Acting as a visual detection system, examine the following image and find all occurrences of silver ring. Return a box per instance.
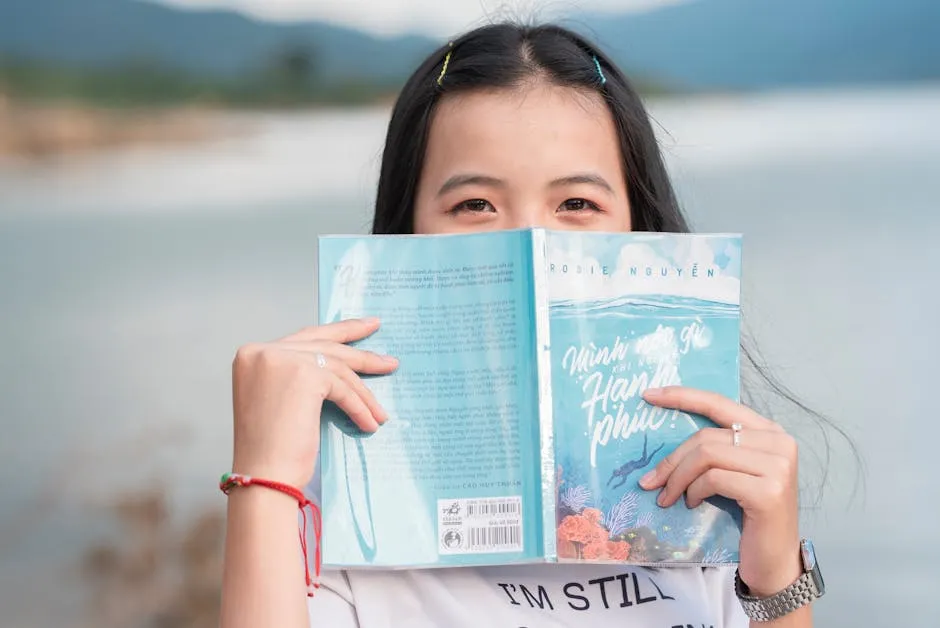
[316,353,328,369]
[731,423,742,447]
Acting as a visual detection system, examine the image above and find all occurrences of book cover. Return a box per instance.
[547,232,744,565]
[315,229,743,569]
[316,230,548,568]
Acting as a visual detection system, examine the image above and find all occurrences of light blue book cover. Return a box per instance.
[547,232,744,565]
[315,229,743,569]
[316,230,550,568]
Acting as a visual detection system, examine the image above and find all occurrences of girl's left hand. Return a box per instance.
[638,386,803,597]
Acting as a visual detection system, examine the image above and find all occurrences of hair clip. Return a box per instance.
[437,42,454,86]
[592,55,607,86]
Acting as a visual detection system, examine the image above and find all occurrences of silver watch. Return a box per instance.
[734,539,826,622]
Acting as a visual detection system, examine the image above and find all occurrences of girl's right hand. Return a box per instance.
[230,317,398,488]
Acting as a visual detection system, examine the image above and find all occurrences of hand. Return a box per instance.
[230,317,398,488]
[638,386,802,597]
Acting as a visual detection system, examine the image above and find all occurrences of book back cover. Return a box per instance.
[316,230,548,568]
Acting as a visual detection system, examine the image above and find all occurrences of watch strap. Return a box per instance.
[734,568,821,622]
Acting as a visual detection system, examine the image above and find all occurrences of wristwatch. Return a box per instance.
[734,539,826,622]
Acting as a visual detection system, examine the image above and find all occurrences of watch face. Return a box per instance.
[800,539,816,570]
[801,539,825,594]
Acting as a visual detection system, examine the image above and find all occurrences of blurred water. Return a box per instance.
[1,86,939,626]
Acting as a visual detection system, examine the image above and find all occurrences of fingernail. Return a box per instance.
[639,470,656,488]
[657,491,667,507]
[361,317,380,325]
[643,387,663,398]
[381,355,398,364]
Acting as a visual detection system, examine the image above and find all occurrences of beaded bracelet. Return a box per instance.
[220,472,321,596]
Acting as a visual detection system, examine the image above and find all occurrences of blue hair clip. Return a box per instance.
[592,55,607,86]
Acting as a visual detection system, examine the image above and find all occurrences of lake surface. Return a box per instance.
[1,86,939,626]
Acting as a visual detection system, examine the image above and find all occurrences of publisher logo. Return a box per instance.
[441,529,463,550]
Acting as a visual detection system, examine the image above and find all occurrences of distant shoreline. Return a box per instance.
[0,94,410,159]
[4,82,934,160]
[0,98,242,159]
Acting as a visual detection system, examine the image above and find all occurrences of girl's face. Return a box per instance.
[413,82,632,234]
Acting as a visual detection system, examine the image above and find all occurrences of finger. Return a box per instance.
[655,444,785,508]
[683,468,769,510]
[640,427,794,490]
[319,368,380,433]
[330,359,389,425]
[280,317,381,344]
[642,386,780,431]
[286,341,398,375]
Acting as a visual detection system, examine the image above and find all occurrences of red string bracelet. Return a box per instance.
[220,472,322,597]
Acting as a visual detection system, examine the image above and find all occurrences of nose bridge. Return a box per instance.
[506,200,549,229]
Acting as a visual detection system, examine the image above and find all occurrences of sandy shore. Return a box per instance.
[0,97,229,159]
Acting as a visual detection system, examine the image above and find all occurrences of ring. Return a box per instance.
[316,353,328,369]
[731,423,742,447]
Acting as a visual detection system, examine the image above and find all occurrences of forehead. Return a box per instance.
[422,83,623,179]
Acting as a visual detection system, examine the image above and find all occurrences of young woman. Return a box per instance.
[219,23,825,628]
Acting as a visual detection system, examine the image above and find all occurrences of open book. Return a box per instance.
[315,229,743,569]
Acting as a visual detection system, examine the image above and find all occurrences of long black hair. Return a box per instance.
[371,23,686,235]
[370,21,861,503]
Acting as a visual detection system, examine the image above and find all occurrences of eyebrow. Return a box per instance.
[437,172,615,197]
[437,174,505,197]
[549,173,614,194]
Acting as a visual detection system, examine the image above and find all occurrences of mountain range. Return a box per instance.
[1,0,938,90]
[580,0,940,88]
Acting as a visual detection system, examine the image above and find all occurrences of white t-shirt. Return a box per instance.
[308,564,749,627]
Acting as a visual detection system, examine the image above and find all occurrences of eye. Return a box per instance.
[559,198,602,212]
[450,199,496,214]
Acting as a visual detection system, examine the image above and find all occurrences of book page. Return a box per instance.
[317,230,543,568]
[546,232,743,565]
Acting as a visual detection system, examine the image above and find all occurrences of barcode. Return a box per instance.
[437,495,523,555]
[467,501,521,517]
[469,525,522,550]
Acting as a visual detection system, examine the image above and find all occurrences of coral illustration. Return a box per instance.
[604,491,640,537]
[557,507,631,562]
[702,546,734,564]
[559,484,592,514]
[635,511,654,529]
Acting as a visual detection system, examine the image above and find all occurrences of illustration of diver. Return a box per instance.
[607,432,664,490]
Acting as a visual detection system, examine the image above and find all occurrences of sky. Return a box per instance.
[155,0,692,36]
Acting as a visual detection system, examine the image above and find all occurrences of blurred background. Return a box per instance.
[1,0,938,626]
